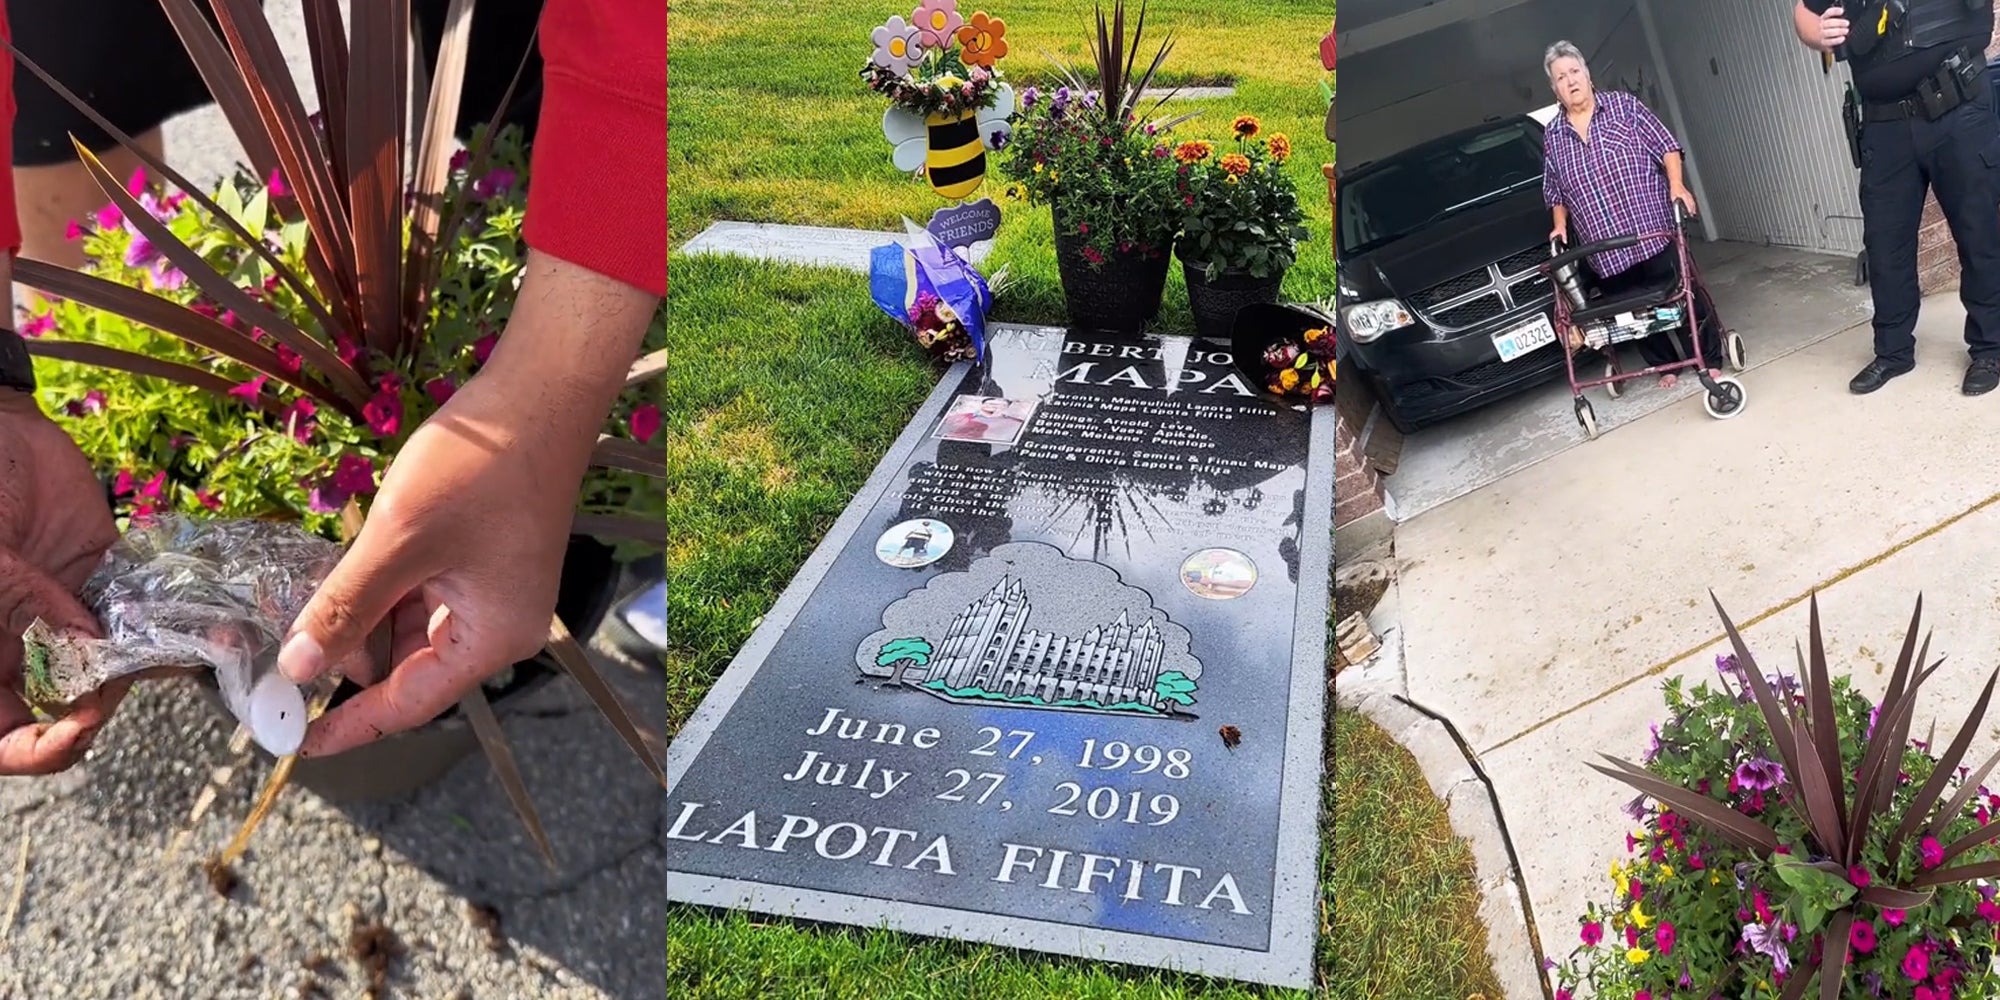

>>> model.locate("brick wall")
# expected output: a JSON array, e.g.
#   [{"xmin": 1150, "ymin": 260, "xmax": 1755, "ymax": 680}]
[
  {"xmin": 1913, "ymin": 14, "xmax": 2000, "ymax": 295},
  {"xmin": 1334, "ymin": 406, "xmax": 1382, "ymax": 527}
]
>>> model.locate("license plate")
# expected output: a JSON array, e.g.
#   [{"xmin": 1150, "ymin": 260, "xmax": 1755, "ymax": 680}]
[{"xmin": 1493, "ymin": 314, "xmax": 1557, "ymax": 363}]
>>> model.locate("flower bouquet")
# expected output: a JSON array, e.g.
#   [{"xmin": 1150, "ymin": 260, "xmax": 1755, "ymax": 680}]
[
  {"xmin": 1556, "ymin": 596, "xmax": 2000, "ymax": 1000},
  {"xmin": 869, "ymin": 221, "xmax": 1004, "ymax": 365},
  {"xmin": 1230, "ymin": 302, "xmax": 1332, "ymax": 405},
  {"xmin": 1174, "ymin": 113, "xmax": 1308, "ymax": 338},
  {"xmin": 995, "ymin": 0, "xmax": 1194, "ymax": 332}
]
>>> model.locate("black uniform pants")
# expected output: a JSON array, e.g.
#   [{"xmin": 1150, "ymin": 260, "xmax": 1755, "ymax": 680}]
[
  {"xmin": 1858, "ymin": 82, "xmax": 2000, "ymax": 365},
  {"xmin": 6, "ymin": 0, "xmax": 545, "ymax": 166}
]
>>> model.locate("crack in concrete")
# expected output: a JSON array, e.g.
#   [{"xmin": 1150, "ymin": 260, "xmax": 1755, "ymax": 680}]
[
  {"xmin": 1483, "ymin": 480, "xmax": 2000, "ymax": 758},
  {"xmin": 489, "ymin": 813, "xmax": 664, "ymax": 906}
]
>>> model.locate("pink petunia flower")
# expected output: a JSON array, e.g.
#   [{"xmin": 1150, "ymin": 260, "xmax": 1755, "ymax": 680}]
[
  {"xmin": 124, "ymin": 233, "xmax": 158, "ymax": 269},
  {"xmin": 1580, "ymin": 921, "xmax": 1602, "ymax": 947},
  {"xmin": 62, "ymin": 390, "xmax": 107, "ymax": 417},
  {"xmin": 95, "ymin": 204, "xmax": 122, "ymax": 229},
  {"xmin": 274, "ymin": 344, "xmax": 302, "ymax": 375},
  {"xmin": 1655, "ymin": 920, "xmax": 1675, "ymax": 956},
  {"xmin": 282, "ymin": 398, "xmax": 317, "ymax": 443},
  {"xmin": 64, "ymin": 220, "xmax": 82, "ymax": 241},
  {"xmin": 1978, "ymin": 900, "xmax": 2000, "ymax": 923},
  {"xmin": 20, "ymin": 312, "xmax": 55, "ymax": 337},
  {"xmin": 113, "ymin": 470, "xmax": 137, "ymax": 496},
  {"xmin": 268, "ymin": 168, "xmax": 289, "ymax": 198},
  {"xmin": 1849, "ymin": 865, "xmax": 1872, "ymax": 888},
  {"xmin": 228, "ymin": 375, "xmax": 268, "ymax": 402},
  {"xmin": 336, "ymin": 336, "xmax": 361, "ymax": 365},
  {"xmin": 364, "ymin": 390, "xmax": 403, "ymax": 437},
  {"xmin": 1922, "ymin": 837, "xmax": 1945, "ymax": 868},
  {"xmin": 1905, "ymin": 943, "xmax": 1930, "ymax": 980},
  {"xmin": 331, "ymin": 454, "xmax": 377, "ymax": 496},
  {"xmin": 1851, "ymin": 920, "xmax": 1876, "ymax": 953},
  {"xmin": 449, "ymin": 148, "xmax": 470, "ymax": 171},
  {"xmin": 137, "ymin": 471, "xmax": 166, "ymax": 500},
  {"xmin": 126, "ymin": 167, "xmax": 146, "ymax": 196},
  {"xmin": 150, "ymin": 258, "xmax": 186, "ymax": 292},
  {"xmin": 630, "ymin": 403, "xmax": 661, "ymax": 443},
  {"xmin": 425, "ymin": 377, "xmax": 457, "ymax": 405},
  {"xmin": 473, "ymin": 333, "xmax": 499, "ymax": 365},
  {"xmin": 1886, "ymin": 908, "xmax": 1907, "ymax": 927},
  {"xmin": 196, "ymin": 490, "xmax": 222, "ymax": 511},
  {"xmin": 471, "ymin": 168, "xmax": 517, "ymax": 199}
]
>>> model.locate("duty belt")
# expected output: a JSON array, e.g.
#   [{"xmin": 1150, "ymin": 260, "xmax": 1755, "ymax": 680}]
[{"xmin": 1862, "ymin": 44, "xmax": 1986, "ymax": 121}]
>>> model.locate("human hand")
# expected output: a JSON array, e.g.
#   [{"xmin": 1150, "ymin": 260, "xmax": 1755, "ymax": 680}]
[
  {"xmin": 276, "ymin": 378, "xmax": 587, "ymax": 757},
  {"xmin": 1816, "ymin": 5, "xmax": 1849, "ymax": 51},
  {"xmin": 1550, "ymin": 223, "xmax": 1567, "ymax": 244},
  {"xmin": 1672, "ymin": 186, "xmax": 1698, "ymax": 218},
  {"xmin": 0, "ymin": 389, "xmax": 123, "ymax": 773}
]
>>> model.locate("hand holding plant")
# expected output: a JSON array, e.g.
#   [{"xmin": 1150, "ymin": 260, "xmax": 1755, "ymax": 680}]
[{"xmin": 0, "ymin": 385, "xmax": 123, "ymax": 774}]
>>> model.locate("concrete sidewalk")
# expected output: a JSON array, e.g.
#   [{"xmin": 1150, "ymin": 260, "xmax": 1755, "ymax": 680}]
[{"xmin": 1387, "ymin": 293, "xmax": 2000, "ymax": 992}]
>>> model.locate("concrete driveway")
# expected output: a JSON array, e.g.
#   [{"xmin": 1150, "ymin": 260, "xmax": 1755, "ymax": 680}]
[{"xmin": 1384, "ymin": 279, "xmax": 2000, "ymax": 986}]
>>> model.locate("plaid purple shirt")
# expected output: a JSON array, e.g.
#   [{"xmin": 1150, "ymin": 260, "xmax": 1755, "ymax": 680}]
[{"xmin": 1542, "ymin": 90, "xmax": 1682, "ymax": 278}]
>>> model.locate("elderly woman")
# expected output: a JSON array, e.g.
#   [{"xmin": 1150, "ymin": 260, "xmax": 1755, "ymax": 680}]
[{"xmin": 1541, "ymin": 40, "xmax": 1725, "ymax": 389}]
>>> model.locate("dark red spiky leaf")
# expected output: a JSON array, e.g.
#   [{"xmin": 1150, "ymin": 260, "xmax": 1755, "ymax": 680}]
[
  {"xmin": 346, "ymin": 0, "xmax": 410, "ymax": 357},
  {"xmin": 24, "ymin": 338, "xmax": 257, "ymax": 405},
  {"xmin": 207, "ymin": 0, "xmax": 365, "ymax": 331},
  {"xmin": 153, "ymin": 0, "xmax": 282, "ymax": 182},
  {"xmin": 1790, "ymin": 716, "xmax": 1847, "ymax": 862},
  {"xmin": 301, "ymin": 0, "xmax": 353, "ymax": 199},
  {"xmin": 543, "ymin": 614, "xmax": 665, "ymax": 787},
  {"xmin": 1888, "ymin": 666, "xmax": 1999, "ymax": 866},
  {"xmin": 67, "ymin": 143, "xmax": 372, "ymax": 411},
  {"xmin": 459, "ymin": 688, "xmax": 556, "ymax": 870},
  {"xmin": 1855, "ymin": 884, "xmax": 1935, "ymax": 909},
  {"xmin": 1804, "ymin": 596, "xmax": 1848, "ymax": 833},
  {"xmin": 1819, "ymin": 909, "xmax": 1851, "ymax": 1000},
  {"xmin": 592, "ymin": 437, "xmax": 665, "ymax": 477},
  {"xmin": 1713, "ymin": 593, "xmax": 1808, "ymax": 810},
  {"xmin": 1591, "ymin": 757, "xmax": 1781, "ymax": 855},
  {"xmin": 418, "ymin": 27, "xmax": 540, "ymax": 314},
  {"xmin": 1847, "ymin": 599, "xmax": 1926, "ymax": 864},
  {"xmin": 1909, "ymin": 859, "xmax": 2000, "ymax": 887}
]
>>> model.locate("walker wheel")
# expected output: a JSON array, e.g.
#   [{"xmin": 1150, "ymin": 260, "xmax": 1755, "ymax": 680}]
[
  {"xmin": 1575, "ymin": 396, "xmax": 1600, "ymax": 439},
  {"xmin": 1703, "ymin": 377, "xmax": 1746, "ymax": 420},
  {"xmin": 1604, "ymin": 362, "xmax": 1623, "ymax": 398},
  {"xmin": 1725, "ymin": 332, "xmax": 1747, "ymax": 372}
]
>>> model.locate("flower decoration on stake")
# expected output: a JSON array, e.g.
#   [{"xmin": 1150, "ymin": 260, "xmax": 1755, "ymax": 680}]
[
  {"xmin": 867, "ymin": 0, "xmax": 1016, "ymax": 202},
  {"xmin": 1555, "ymin": 593, "xmax": 2000, "ymax": 1000}
]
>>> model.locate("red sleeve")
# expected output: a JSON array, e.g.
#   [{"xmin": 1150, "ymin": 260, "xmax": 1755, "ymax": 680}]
[
  {"xmin": 0, "ymin": 8, "xmax": 20, "ymax": 256},
  {"xmin": 523, "ymin": 0, "xmax": 666, "ymax": 298}
]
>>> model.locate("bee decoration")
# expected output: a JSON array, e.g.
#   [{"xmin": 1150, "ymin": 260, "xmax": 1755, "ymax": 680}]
[
  {"xmin": 1218, "ymin": 725, "xmax": 1242, "ymax": 750},
  {"xmin": 883, "ymin": 85, "xmax": 1016, "ymax": 201}
]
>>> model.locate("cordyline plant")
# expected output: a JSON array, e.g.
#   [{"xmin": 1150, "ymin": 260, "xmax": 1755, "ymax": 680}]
[
  {"xmin": 0, "ymin": 0, "xmax": 663, "ymax": 866},
  {"xmin": 1573, "ymin": 593, "xmax": 2000, "ymax": 1000},
  {"xmin": 997, "ymin": 0, "xmax": 1197, "ymax": 262}
]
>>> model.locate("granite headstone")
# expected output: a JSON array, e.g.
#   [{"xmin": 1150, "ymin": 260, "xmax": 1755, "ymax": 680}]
[{"xmin": 666, "ymin": 322, "xmax": 1333, "ymax": 988}]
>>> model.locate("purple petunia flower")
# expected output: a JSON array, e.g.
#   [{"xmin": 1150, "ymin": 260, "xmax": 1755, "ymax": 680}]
[
  {"xmin": 1736, "ymin": 758, "xmax": 1785, "ymax": 792},
  {"xmin": 1623, "ymin": 795, "xmax": 1649, "ymax": 822},
  {"xmin": 1742, "ymin": 922, "xmax": 1791, "ymax": 974},
  {"xmin": 1020, "ymin": 86, "xmax": 1039, "ymax": 108}
]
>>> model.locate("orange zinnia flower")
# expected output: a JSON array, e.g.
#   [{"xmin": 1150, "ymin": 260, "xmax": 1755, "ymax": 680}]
[
  {"xmin": 1268, "ymin": 133, "xmax": 1291, "ymax": 162},
  {"xmin": 957, "ymin": 12, "xmax": 1009, "ymax": 67},
  {"xmin": 1232, "ymin": 114, "xmax": 1261, "ymax": 138},
  {"xmin": 1174, "ymin": 141, "xmax": 1214, "ymax": 163},
  {"xmin": 1220, "ymin": 153, "xmax": 1252, "ymax": 176}
]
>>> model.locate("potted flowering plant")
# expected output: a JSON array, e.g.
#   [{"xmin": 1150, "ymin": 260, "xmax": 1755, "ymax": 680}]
[
  {"xmin": 1173, "ymin": 115, "xmax": 1308, "ymax": 339},
  {"xmin": 1556, "ymin": 596, "xmax": 2000, "ymax": 1000},
  {"xmin": 4, "ymin": 0, "xmax": 661, "ymax": 857},
  {"xmin": 997, "ymin": 0, "xmax": 1193, "ymax": 334}
]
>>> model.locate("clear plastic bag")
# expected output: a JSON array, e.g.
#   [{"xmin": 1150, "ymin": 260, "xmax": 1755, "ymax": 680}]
[{"xmin": 20, "ymin": 515, "xmax": 342, "ymax": 756}]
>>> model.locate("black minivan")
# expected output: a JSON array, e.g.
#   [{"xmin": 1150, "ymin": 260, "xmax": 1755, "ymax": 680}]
[{"xmin": 1337, "ymin": 114, "xmax": 1576, "ymax": 434}]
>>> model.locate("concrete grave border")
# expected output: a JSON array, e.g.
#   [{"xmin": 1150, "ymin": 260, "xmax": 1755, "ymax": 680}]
[{"xmin": 1335, "ymin": 573, "xmax": 1553, "ymax": 1000}]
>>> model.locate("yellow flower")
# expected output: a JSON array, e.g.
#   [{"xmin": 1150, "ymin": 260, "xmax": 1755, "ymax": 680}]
[
  {"xmin": 1034, "ymin": 162, "xmax": 1044, "ymax": 173},
  {"xmin": 1278, "ymin": 368, "xmax": 1300, "ymax": 390},
  {"xmin": 1630, "ymin": 901, "xmax": 1651, "ymax": 929},
  {"xmin": 1627, "ymin": 948, "xmax": 1650, "ymax": 965},
  {"xmin": 1711, "ymin": 872, "xmax": 1722, "ymax": 885},
  {"xmin": 1269, "ymin": 133, "xmax": 1291, "ymax": 162},
  {"xmin": 1225, "ymin": 175, "xmax": 1240, "ymax": 185},
  {"xmin": 1232, "ymin": 114, "xmax": 1260, "ymax": 138},
  {"xmin": 937, "ymin": 75, "xmax": 965, "ymax": 89},
  {"xmin": 1658, "ymin": 865, "xmax": 1674, "ymax": 880}
]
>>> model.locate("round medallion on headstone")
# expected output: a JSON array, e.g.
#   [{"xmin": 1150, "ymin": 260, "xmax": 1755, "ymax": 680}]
[
  {"xmin": 1180, "ymin": 547, "xmax": 1258, "ymax": 600},
  {"xmin": 875, "ymin": 518, "xmax": 955, "ymax": 568}
]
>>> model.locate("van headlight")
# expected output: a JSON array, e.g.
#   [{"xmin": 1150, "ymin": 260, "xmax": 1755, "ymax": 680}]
[{"xmin": 1341, "ymin": 300, "xmax": 1415, "ymax": 344}]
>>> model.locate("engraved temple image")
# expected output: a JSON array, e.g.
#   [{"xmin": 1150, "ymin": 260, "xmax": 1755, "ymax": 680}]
[{"xmin": 923, "ymin": 576, "xmax": 1169, "ymax": 709}]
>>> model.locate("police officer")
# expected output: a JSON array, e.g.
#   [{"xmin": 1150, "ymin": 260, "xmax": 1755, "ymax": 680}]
[{"xmin": 1796, "ymin": 0, "xmax": 2000, "ymax": 396}]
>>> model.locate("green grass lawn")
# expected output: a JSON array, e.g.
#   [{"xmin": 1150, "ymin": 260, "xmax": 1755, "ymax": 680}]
[{"xmin": 667, "ymin": 2, "xmax": 1499, "ymax": 996}]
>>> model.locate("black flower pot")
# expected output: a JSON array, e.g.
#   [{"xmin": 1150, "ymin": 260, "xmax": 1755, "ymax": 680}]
[
  {"xmin": 1050, "ymin": 205, "xmax": 1171, "ymax": 334},
  {"xmin": 196, "ymin": 533, "xmax": 623, "ymax": 802},
  {"xmin": 1181, "ymin": 250, "xmax": 1287, "ymax": 341}
]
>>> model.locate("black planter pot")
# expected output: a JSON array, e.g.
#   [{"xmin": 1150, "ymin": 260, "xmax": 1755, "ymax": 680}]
[
  {"xmin": 1050, "ymin": 206, "xmax": 1171, "ymax": 334},
  {"xmin": 197, "ymin": 533, "xmax": 623, "ymax": 802},
  {"xmin": 1181, "ymin": 250, "xmax": 1287, "ymax": 341}
]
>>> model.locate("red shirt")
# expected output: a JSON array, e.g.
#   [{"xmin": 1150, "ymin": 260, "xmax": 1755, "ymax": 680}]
[{"xmin": 0, "ymin": 3, "xmax": 664, "ymax": 297}]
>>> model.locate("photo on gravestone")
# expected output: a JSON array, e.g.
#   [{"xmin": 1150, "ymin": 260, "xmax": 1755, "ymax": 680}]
[{"xmin": 666, "ymin": 322, "xmax": 1332, "ymax": 988}]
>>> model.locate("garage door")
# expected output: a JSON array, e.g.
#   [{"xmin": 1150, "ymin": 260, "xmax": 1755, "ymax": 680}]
[{"xmin": 1653, "ymin": 0, "xmax": 1864, "ymax": 254}]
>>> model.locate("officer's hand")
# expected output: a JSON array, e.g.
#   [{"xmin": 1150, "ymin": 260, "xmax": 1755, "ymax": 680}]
[{"xmin": 1817, "ymin": 5, "xmax": 1849, "ymax": 51}]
